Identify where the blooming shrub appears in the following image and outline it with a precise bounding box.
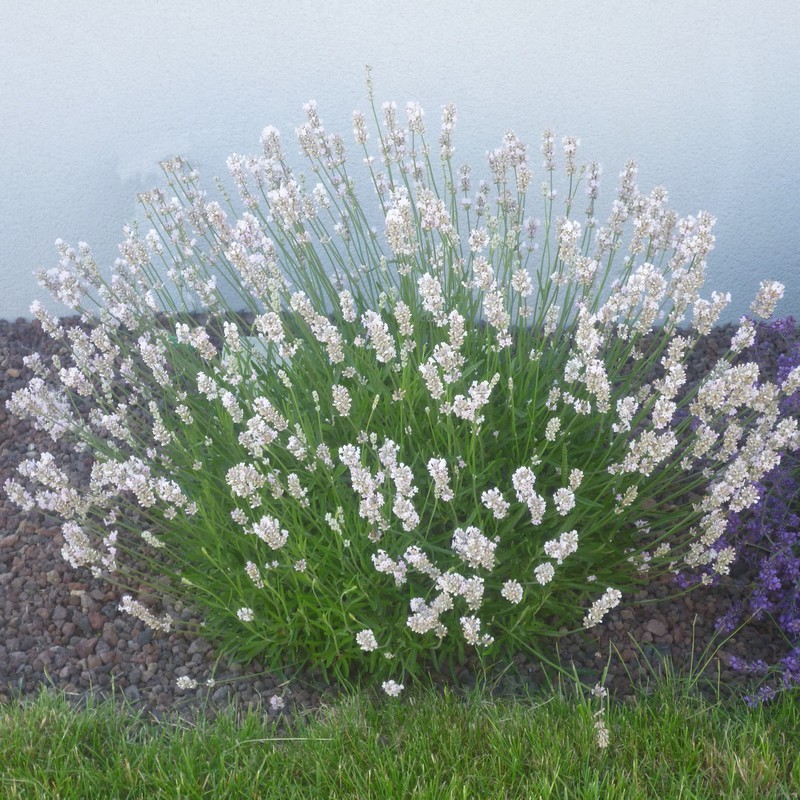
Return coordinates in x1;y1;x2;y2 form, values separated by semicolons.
6;85;800;693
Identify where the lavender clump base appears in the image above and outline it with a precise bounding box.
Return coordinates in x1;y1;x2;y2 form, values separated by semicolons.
1;314;797;722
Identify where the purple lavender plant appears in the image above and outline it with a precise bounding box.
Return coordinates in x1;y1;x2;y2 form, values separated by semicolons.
717;317;800;699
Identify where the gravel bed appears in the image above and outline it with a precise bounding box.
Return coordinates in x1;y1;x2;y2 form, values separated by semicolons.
0;314;796;725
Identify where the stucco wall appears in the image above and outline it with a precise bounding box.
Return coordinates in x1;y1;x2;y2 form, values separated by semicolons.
1;0;798;322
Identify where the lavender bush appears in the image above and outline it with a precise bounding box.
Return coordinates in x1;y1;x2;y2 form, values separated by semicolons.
5;84;800;694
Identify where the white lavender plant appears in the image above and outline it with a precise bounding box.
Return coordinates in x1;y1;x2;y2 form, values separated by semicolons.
6;83;800;695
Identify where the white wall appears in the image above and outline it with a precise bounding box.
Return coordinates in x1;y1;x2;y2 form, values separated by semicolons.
1;0;798;322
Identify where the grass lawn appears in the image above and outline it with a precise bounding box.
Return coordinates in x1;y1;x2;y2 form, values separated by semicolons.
1;668;798;799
